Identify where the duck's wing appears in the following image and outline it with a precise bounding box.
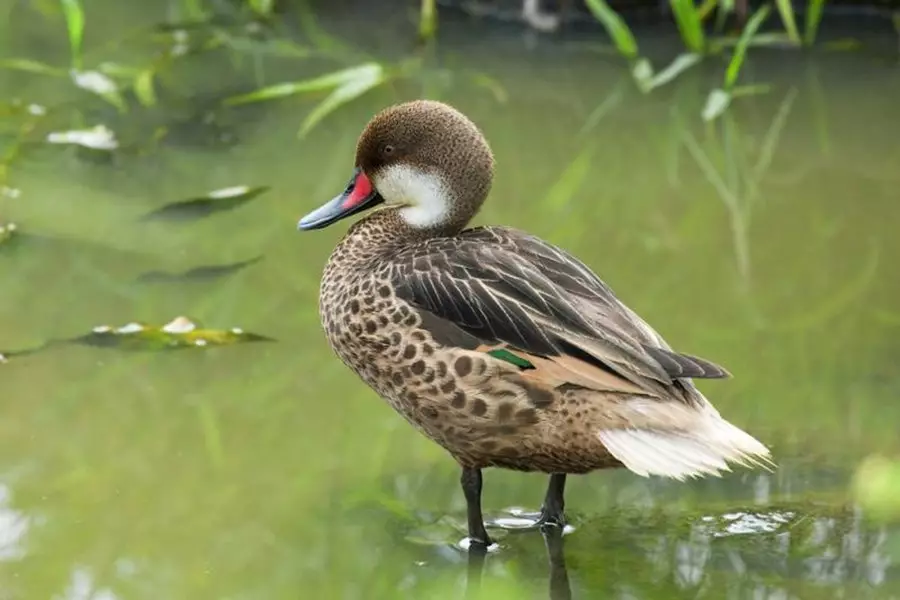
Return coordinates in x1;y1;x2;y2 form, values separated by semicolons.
391;226;729;400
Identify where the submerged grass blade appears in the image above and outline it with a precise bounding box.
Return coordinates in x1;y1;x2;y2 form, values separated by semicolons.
0;58;67;76
584;0;639;59
137;255;264;283
774;0;801;45
141;185;270;221
298;64;387;137
224;63;383;106
59;0;85;70
669;0;706;53
725;4;771;89
804;0;825;46
647;52;702;90
543;146;593;211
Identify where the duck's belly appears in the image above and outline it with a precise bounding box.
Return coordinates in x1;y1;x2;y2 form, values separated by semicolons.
318;267;621;473
326;329;621;473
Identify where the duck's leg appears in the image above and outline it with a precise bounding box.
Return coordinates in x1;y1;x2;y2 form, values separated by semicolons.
460;467;493;547
537;473;567;527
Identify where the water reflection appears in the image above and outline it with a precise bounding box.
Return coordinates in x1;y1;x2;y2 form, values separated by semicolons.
457;495;898;599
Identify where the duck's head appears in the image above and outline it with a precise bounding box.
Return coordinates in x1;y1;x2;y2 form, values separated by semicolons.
298;100;494;235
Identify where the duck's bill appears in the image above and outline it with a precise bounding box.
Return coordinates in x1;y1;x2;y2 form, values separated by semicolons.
297;168;383;231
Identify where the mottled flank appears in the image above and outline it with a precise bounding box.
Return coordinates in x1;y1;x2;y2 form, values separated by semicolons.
309;100;772;483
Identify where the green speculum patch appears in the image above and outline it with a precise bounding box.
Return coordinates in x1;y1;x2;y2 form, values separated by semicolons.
486;348;535;370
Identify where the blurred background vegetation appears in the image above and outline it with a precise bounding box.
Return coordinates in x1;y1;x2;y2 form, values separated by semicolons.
1;0;900;598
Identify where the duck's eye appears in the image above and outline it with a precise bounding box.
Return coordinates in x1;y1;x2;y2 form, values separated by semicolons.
382;145;395;156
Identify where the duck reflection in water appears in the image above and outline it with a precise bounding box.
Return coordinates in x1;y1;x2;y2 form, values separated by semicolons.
466;527;571;600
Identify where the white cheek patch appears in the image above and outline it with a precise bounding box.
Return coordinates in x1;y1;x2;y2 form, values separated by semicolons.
374;164;450;228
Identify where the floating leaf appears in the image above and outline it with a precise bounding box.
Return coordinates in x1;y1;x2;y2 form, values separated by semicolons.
141;185;269;222
224;63;383;106
71;70;126;112
72;316;274;351
0;58;66;76
298;64;387;138
702;89;731;121
137;255;263;283
59;0;85;69
584;0;639;59
46;125;119;150
725;5;771;89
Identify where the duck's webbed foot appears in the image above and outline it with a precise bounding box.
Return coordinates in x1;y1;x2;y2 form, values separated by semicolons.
536;473;567;528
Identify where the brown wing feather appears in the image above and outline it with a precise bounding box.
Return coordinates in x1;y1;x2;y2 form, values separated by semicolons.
392;226;729;399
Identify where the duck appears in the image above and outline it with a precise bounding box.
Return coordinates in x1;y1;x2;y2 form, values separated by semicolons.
297;100;772;549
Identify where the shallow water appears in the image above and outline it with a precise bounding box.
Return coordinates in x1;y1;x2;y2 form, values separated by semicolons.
2;2;900;599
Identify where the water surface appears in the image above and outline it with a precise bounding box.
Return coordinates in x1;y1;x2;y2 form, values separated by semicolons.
2;3;900;599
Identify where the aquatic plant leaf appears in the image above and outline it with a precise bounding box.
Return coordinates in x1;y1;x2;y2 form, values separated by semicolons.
72;317;274;351
0;58;66;76
46;125;119;150
248;0;274;16
71;70;126;112
298;64;387;138
669;0;705;53
137;255;263;283
725;5;771;89
418;0;437;43
224;63;382;106
467;72;507;104
702;89;731;121
0;222;18;251
804;0;824;45
774;0;801;46
141;185;269;222
59;0;85;69
646;53;702;91
133;69;157;107
583;0;639;59
543;146;593;211
630;58;654;93
854;455;900;522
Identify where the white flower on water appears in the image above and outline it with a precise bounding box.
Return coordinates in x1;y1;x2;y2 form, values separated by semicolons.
162;316;196;334
47;125;119;150
70;70;118;95
1;186;21;198
27;104;46;116
208;186;250;199
91;325;112;334
194;339;207;347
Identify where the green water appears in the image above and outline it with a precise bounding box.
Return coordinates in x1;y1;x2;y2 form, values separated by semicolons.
2;2;900;598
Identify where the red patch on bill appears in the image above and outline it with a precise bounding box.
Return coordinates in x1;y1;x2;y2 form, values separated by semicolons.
342;171;373;209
